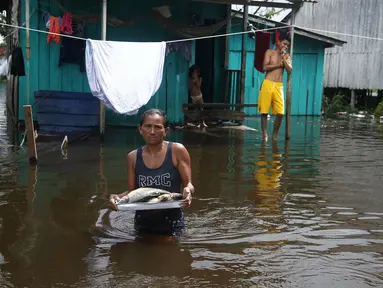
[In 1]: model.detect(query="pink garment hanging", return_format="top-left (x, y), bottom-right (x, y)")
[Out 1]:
top-left (60, 12), bottom-right (73, 35)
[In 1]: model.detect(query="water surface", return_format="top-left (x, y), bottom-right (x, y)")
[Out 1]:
top-left (0, 87), bottom-right (383, 287)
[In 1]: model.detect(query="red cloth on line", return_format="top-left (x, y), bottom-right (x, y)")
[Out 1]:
top-left (47, 16), bottom-right (61, 44)
top-left (254, 31), bottom-right (271, 73)
top-left (60, 12), bottom-right (73, 35)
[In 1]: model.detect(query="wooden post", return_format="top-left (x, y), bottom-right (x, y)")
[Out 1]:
top-left (223, 4), bottom-right (231, 104)
top-left (23, 105), bottom-right (37, 165)
top-left (25, 0), bottom-right (31, 105)
top-left (285, 9), bottom-right (295, 140)
top-left (239, 1), bottom-right (249, 112)
top-left (100, 0), bottom-right (107, 139)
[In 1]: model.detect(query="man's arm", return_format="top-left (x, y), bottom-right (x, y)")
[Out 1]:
top-left (282, 53), bottom-right (293, 73)
top-left (263, 49), bottom-right (283, 72)
top-left (174, 143), bottom-right (195, 195)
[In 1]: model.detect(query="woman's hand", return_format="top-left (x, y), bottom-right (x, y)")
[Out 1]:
top-left (181, 187), bottom-right (192, 208)
top-left (108, 194), bottom-right (121, 211)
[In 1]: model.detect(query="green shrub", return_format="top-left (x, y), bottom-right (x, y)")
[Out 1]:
top-left (327, 93), bottom-right (349, 115)
top-left (375, 100), bottom-right (383, 119)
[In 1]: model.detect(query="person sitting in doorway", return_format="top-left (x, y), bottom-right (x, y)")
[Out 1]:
top-left (258, 34), bottom-right (292, 141)
top-left (188, 64), bottom-right (208, 128)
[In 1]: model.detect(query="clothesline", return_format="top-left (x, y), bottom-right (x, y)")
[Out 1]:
top-left (1, 21), bottom-right (383, 44)
top-left (0, 21), bottom-right (290, 44)
top-left (294, 25), bottom-right (383, 41)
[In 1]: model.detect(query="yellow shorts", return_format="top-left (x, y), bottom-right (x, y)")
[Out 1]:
top-left (258, 79), bottom-right (285, 115)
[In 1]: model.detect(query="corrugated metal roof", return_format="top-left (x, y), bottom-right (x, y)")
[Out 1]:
top-left (292, 0), bottom-right (383, 90)
top-left (233, 10), bottom-right (346, 47)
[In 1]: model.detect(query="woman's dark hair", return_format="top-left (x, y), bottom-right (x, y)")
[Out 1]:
top-left (140, 108), bottom-right (169, 128)
top-left (189, 64), bottom-right (200, 77)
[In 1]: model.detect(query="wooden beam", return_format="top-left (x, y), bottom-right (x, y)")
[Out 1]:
top-left (285, 9), bottom-right (296, 141)
top-left (23, 105), bottom-right (38, 165)
top-left (184, 110), bottom-right (246, 122)
top-left (240, 0), bottom-right (248, 112)
top-left (191, 0), bottom-right (301, 9)
top-left (100, 0), bottom-right (107, 139)
top-left (182, 103), bottom-right (258, 109)
top-left (223, 4), bottom-right (231, 104)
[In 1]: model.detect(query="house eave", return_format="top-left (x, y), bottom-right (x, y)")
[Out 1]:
top-left (232, 10), bottom-right (346, 47)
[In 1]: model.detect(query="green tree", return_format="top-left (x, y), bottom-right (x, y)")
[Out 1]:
top-left (0, 12), bottom-right (6, 38)
top-left (259, 8), bottom-right (286, 19)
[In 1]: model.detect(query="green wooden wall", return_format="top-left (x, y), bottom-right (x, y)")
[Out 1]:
top-left (18, 0), bottom-right (227, 126)
top-left (228, 19), bottom-right (326, 116)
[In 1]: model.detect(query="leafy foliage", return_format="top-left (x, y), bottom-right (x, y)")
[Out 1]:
top-left (327, 93), bottom-right (349, 115)
top-left (259, 8), bottom-right (285, 19)
top-left (0, 12), bottom-right (6, 39)
top-left (375, 100), bottom-right (383, 119)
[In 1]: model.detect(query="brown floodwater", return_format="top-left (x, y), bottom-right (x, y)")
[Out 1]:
top-left (1, 87), bottom-right (383, 287)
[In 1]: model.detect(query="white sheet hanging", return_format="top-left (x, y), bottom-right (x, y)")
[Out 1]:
top-left (85, 39), bottom-right (166, 115)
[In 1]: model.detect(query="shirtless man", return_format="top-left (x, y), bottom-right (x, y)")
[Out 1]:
top-left (188, 65), bottom-right (207, 128)
top-left (258, 35), bottom-right (292, 141)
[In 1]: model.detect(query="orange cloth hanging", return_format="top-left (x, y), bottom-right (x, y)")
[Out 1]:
top-left (60, 12), bottom-right (73, 35)
top-left (47, 16), bottom-right (61, 44)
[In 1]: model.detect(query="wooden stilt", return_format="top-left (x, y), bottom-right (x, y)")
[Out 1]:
top-left (23, 105), bottom-right (37, 165)
top-left (285, 9), bottom-right (296, 141)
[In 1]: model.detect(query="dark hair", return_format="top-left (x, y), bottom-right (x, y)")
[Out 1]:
top-left (140, 108), bottom-right (169, 128)
top-left (189, 64), bottom-right (200, 77)
top-left (279, 33), bottom-right (291, 43)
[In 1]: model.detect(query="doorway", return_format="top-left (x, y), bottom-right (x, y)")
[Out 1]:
top-left (194, 19), bottom-right (216, 104)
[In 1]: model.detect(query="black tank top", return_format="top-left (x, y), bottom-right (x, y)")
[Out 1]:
top-left (135, 142), bottom-right (181, 193)
top-left (134, 142), bottom-right (184, 234)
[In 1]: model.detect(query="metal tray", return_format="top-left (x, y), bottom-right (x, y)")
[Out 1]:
top-left (116, 201), bottom-right (182, 211)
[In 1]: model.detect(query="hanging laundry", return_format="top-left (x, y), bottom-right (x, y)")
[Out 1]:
top-left (165, 41), bottom-right (192, 62)
top-left (254, 31), bottom-right (271, 73)
top-left (72, 20), bottom-right (85, 37)
top-left (10, 47), bottom-right (25, 76)
top-left (59, 19), bottom-right (85, 71)
top-left (47, 16), bottom-right (61, 44)
top-left (42, 11), bottom-right (50, 29)
top-left (60, 12), bottom-right (73, 35)
top-left (59, 37), bottom-right (86, 72)
top-left (85, 39), bottom-right (166, 115)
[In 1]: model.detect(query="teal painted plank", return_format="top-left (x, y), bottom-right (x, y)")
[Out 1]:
top-left (38, 5), bottom-right (51, 92)
top-left (314, 48), bottom-right (325, 115)
top-left (29, 0), bottom-right (39, 110)
top-left (18, 0), bottom-right (26, 120)
top-left (48, 1), bottom-right (62, 92)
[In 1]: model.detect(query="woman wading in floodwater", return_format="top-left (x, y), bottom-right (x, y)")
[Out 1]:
top-left (109, 109), bottom-right (194, 237)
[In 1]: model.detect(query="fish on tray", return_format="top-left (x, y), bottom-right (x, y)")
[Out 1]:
top-left (115, 187), bottom-right (183, 205)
